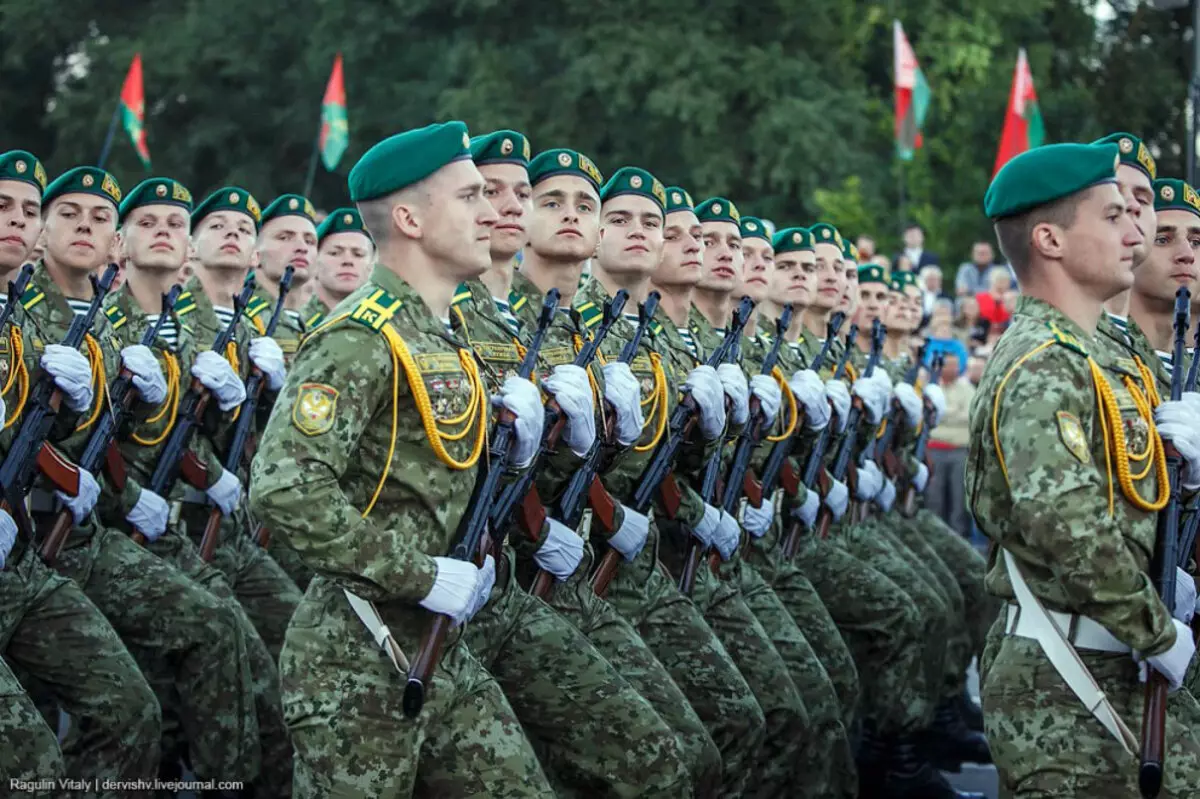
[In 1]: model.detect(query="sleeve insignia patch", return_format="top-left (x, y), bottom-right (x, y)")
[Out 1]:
top-left (292, 383), bottom-right (338, 436)
top-left (1056, 410), bottom-right (1090, 465)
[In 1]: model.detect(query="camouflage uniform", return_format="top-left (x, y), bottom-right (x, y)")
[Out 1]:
top-left (300, 293), bottom-right (331, 332)
top-left (970, 295), bottom-right (1200, 796)
top-left (250, 265), bottom-right (553, 797)
top-left (0, 655), bottom-right (63, 790)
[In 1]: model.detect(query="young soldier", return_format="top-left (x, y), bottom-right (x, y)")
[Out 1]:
top-left (1095, 132), bottom-right (1157, 337)
top-left (251, 193), bottom-right (317, 357)
top-left (301, 207), bottom-right (373, 330)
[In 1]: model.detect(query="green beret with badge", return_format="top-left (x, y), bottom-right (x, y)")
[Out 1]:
top-left (985, 142), bottom-right (1119, 220)
top-left (349, 121), bottom-right (473, 203)
top-left (772, 226), bottom-right (813, 254)
top-left (599, 166), bottom-right (666, 210)
top-left (809, 223), bottom-right (843, 248)
top-left (0, 150), bottom-right (48, 195)
top-left (891, 270), bottom-right (920, 292)
top-left (118, 178), bottom-right (193, 225)
top-left (1093, 131), bottom-right (1156, 181)
top-left (470, 130), bottom-right (532, 167)
top-left (43, 166), bottom-right (122, 209)
top-left (841, 238), bottom-right (859, 263)
top-left (1153, 178), bottom-right (1200, 218)
top-left (192, 187), bottom-right (263, 230)
top-left (317, 207), bottom-right (371, 243)
top-left (695, 197), bottom-right (740, 225)
top-left (261, 194), bottom-right (317, 228)
top-left (665, 186), bottom-right (694, 215)
top-left (527, 148), bottom-right (604, 191)
top-left (740, 216), bottom-right (770, 242)
top-left (858, 263), bottom-right (888, 285)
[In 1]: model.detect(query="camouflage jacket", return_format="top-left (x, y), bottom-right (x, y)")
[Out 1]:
top-left (244, 282), bottom-right (306, 365)
top-left (300, 293), bottom-right (331, 332)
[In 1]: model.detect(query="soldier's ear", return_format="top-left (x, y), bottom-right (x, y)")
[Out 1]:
top-left (391, 202), bottom-right (422, 241)
top-left (1029, 221), bottom-right (1064, 262)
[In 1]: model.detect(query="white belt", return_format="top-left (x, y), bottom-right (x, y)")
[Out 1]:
top-left (1004, 604), bottom-right (1130, 653)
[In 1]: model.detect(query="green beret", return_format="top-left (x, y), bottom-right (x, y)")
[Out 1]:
top-left (192, 187), bottom-right (263, 230)
top-left (664, 187), bottom-right (694, 215)
top-left (43, 166), bottom-right (122, 209)
top-left (740, 216), bottom-right (770, 243)
top-left (809, 223), bottom-right (844, 249)
top-left (0, 150), bottom-right (48, 195)
top-left (695, 197), bottom-right (741, 225)
top-left (349, 121), bottom-right (473, 203)
top-left (772, 226), bottom-right (814, 254)
top-left (1154, 179), bottom-right (1200, 219)
top-left (890, 271), bottom-right (920, 292)
top-left (118, 178), bottom-right (193, 225)
top-left (858, 263), bottom-right (888, 286)
top-left (470, 130), bottom-right (532, 167)
top-left (841, 238), bottom-right (858, 263)
top-left (1093, 132), bottom-right (1157, 181)
top-left (984, 143), bottom-right (1119, 220)
top-left (261, 194), bottom-right (317, 228)
top-left (317, 207), bottom-right (371, 243)
top-left (599, 167), bottom-right (666, 210)
top-left (527, 148), bottom-right (604, 191)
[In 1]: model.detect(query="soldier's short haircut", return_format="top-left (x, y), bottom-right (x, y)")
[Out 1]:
top-left (357, 184), bottom-right (430, 246)
top-left (993, 190), bottom-right (1087, 278)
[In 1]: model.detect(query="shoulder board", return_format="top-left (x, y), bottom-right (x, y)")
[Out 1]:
top-left (103, 305), bottom-right (127, 331)
top-left (507, 288), bottom-right (528, 315)
top-left (244, 296), bottom-right (271, 320)
top-left (173, 291), bottom-right (196, 318)
top-left (305, 311), bottom-right (326, 330)
top-left (452, 282), bottom-right (473, 308)
top-left (20, 287), bottom-right (44, 311)
top-left (349, 288), bottom-right (404, 332)
top-left (649, 319), bottom-right (664, 337)
top-left (1045, 321), bottom-right (1088, 356)
top-left (577, 301), bottom-right (603, 330)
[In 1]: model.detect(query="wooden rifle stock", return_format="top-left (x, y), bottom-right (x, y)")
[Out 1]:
top-left (32, 444), bottom-right (83, 564)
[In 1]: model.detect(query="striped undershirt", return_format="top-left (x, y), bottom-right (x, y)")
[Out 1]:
top-left (1156, 349), bottom-right (1196, 378)
top-left (492, 298), bottom-right (520, 335)
top-left (144, 313), bottom-right (179, 348)
top-left (677, 327), bottom-right (699, 359)
top-left (285, 309), bottom-right (302, 327)
top-left (66, 298), bottom-right (92, 318)
top-left (441, 318), bottom-right (454, 335)
top-left (1108, 313), bottom-right (1131, 346)
top-left (214, 306), bottom-right (236, 330)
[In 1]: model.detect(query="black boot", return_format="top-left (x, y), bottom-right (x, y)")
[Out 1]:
top-left (923, 698), bottom-right (992, 772)
top-left (855, 720), bottom-right (888, 797)
top-left (958, 689), bottom-right (984, 732)
top-left (883, 736), bottom-right (987, 799)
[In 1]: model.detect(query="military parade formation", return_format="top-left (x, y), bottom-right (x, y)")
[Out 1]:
top-left (0, 119), bottom-right (1198, 799)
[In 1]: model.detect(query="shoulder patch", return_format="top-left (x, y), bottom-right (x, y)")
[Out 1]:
top-left (649, 319), bottom-right (664, 337)
top-left (20, 287), bottom-right (44, 312)
top-left (305, 311), bottom-right (326, 330)
top-left (244, 296), bottom-right (271, 320)
top-left (103, 305), bottom-right (127, 331)
top-left (1046, 321), bottom-right (1088, 356)
top-left (452, 282), bottom-right (473, 308)
top-left (173, 291), bottom-right (196, 318)
top-left (507, 288), bottom-right (528, 314)
top-left (292, 383), bottom-right (338, 436)
top-left (1056, 410), bottom-right (1090, 464)
top-left (577, 301), bottom-right (603, 330)
top-left (349, 289), bottom-right (403, 332)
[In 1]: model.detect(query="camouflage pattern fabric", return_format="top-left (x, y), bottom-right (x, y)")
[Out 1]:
top-left (0, 655), bottom-right (64, 791)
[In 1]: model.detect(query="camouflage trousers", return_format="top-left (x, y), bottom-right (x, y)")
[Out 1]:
top-left (280, 576), bottom-right (554, 798)
top-left (56, 524), bottom-right (260, 783)
top-left (602, 525), bottom-right (766, 798)
top-left (466, 548), bottom-right (691, 798)
top-left (516, 540), bottom-right (722, 795)
top-left (0, 630), bottom-right (64, 792)
top-left (0, 541), bottom-right (160, 791)
top-left (148, 528), bottom-right (293, 798)
top-left (265, 528), bottom-right (314, 591)
top-left (981, 620), bottom-right (1200, 797)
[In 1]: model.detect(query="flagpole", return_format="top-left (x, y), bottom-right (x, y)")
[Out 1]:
top-left (97, 103), bottom-right (122, 170)
top-left (303, 126), bottom-right (321, 198)
top-left (897, 162), bottom-right (907, 249)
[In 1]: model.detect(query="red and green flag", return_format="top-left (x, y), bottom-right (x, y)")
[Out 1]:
top-left (993, 48), bottom-right (1044, 176)
top-left (894, 21), bottom-right (930, 161)
top-left (319, 54), bottom-right (348, 171)
top-left (119, 54), bottom-right (151, 168)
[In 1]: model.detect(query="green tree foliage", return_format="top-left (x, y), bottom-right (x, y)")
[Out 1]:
top-left (0, 0), bottom-right (1193, 269)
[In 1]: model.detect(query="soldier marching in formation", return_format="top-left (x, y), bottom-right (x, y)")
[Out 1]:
top-left (1, 118), bottom-right (1198, 799)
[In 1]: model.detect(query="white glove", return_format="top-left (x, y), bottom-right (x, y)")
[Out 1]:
top-left (892, 383), bottom-right (922, 428)
top-left (534, 517), bottom-right (584, 580)
top-left (715, 509), bottom-right (741, 560)
top-left (206, 468), bottom-right (243, 515)
top-left (121, 345), bottom-right (167, 406)
top-left (913, 462), bottom-right (930, 493)
top-left (1154, 393), bottom-right (1200, 489)
top-left (852, 373), bottom-right (891, 425)
top-left (749, 374), bottom-right (782, 427)
top-left (468, 554), bottom-right (497, 619)
top-left (42, 344), bottom-right (94, 412)
top-left (542, 364), bottom-right (595, 457)
top-left (126, 488), bottom-right (169, 542)
top-left (855, 459), bottom-right (883, 501)
top-left (0, 509), bottom-right (15, 570)
top-left (1174, 567), bottom-right (1197, 625)
top-left (609, 503), bottom-right (650, 561)
top-left (789, 370), bottom-right (829, 430)
top-left (742, 497), bottom-right (774, 538)
top-left (495, 376), bottom-right (545, 469)
top-left (601, 362), bottom-right (644, 447)
top-left (684, 365), bottom-right (727, 440)
top-left (0, 392), bottom-right (7, 430)
top-left (876, 478), bottom-right (897, 512)
top-left (924, 383), bottom-right (947, 426)
top-left (716, 363), bottom-right (750, 427)
top-left (420, 557), bottom-right (482, 625)
top-left (192, 350), bottom-right (247, 412)
top-left (1138, 619), bottom-right (1197, 692)
top-left (793, 488), bottom-right (820, 528)
top-left (824, 380), bottom-right (851, 432)
top-left (823, 479), bottom-right (849, 521)
top-left (55, 467), bottom-right (100, 524)
top-left (692, 502), bottom-right (721, 546)
top-left (249, 337), bottom-right (286, 391)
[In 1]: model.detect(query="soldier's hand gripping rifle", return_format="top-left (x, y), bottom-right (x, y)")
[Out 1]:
top-left (873, 340), bottom-right (928, 483)
top-left (899, 352), bottom-right (945, 517)
top-left (136, 277), bottom-right (256, 554)
top-left (403, 289), bottom-right (559, 719)
top-left (1139, 287), bottom-right (1190, 799)
top-left (0, 264), bottom-right (118, 560)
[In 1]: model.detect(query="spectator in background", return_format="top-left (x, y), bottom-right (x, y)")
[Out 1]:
top-left (926, 351), bottom-right (974, 537)
top-left (965, 352), bottom-right (988, 385)
top-left (870, 254), bottom-right (891, 272)
top-left (894, 253), bottom-right (913, 273)
top-left (918, 264), bottom-right (953, 327)
top-left (975, 267), bottom-right (1013, 335)
top-left (856, 235), bottom-right (876, 261)
top-left (923, 299), bottom-right (969, 368)
top-left (897, 222), bottom-right (939, 269)
top-left (954, 240), bottom-right (999, 296)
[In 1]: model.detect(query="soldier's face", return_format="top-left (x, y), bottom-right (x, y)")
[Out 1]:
top-left (838, 266), bottom-right (858, 314)
top-left (697, 221), bottom-right (742, 294)
top-left (193, 211), bottom-right (257, 271)
top-left (811, 243), bottom-right (844, 312)
top-left (258, 216), bottom-right (317, 286)
top-left (0, 180), bottom-right (42, 270)
top-left (597, 195), bottom-right (665, 277)
top-left (479, 163), bottom-right (531, 261)
top-left (770, 251), bottom-right (814, 309)
top-left (526, 175), bottom-right (599, 263)
top-left (654, 210), bottom-right (702, 288)
top-left (43, 193), bottom-right (117, 273)
top-left (741, 238), bottom-right (772, 303)
top-left (120, 204), bottom-right (189, 272)
top-left (1056, 183), bottom-right (1142, 299)
top-left (1136, 209), bottom-right (1200, 306)
top-left (419, 159), bottom-right (496, 279)
top-left (855, 283), bottom-right (889, 326)
top-left (316, 231), bottom-right (372, 301)
top-left (1117, 164), bottom-right (1156, 269)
